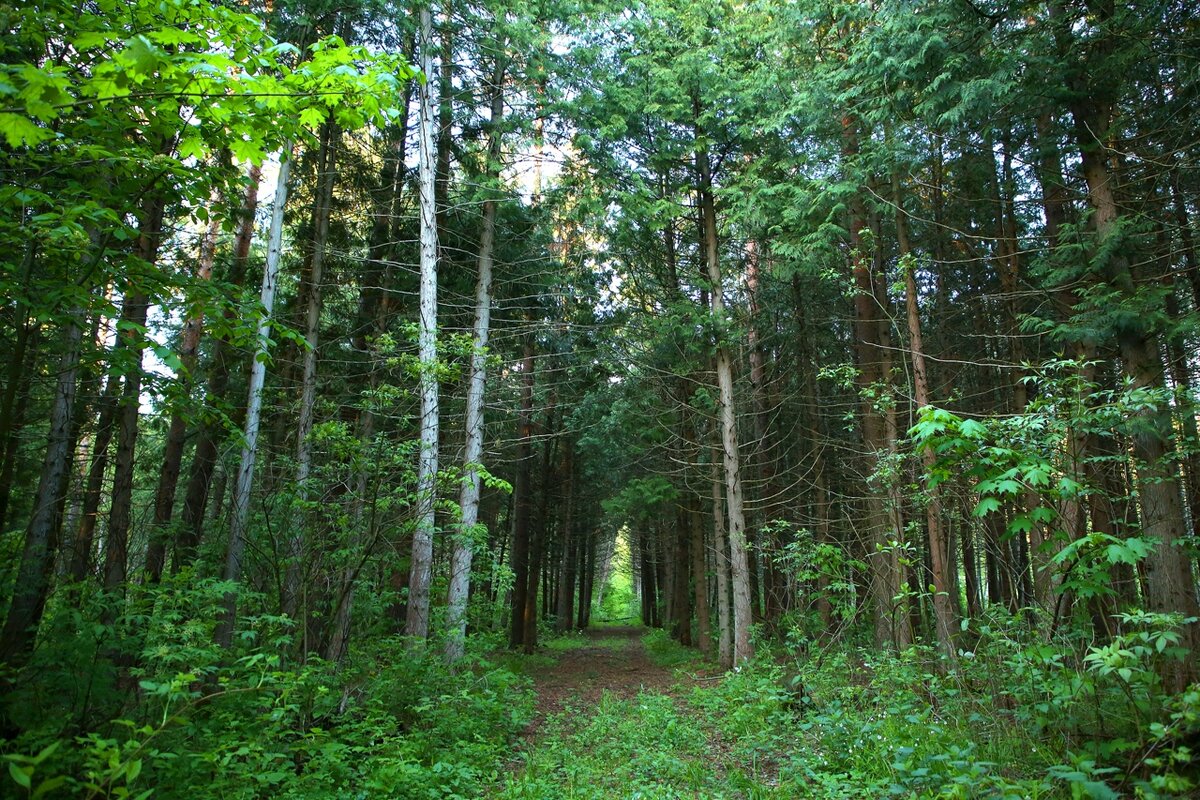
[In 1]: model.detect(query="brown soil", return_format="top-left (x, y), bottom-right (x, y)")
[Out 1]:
top-left (520, 626), bottom-right (682, 739)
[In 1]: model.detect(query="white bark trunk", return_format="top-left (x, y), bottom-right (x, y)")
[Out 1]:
top-left (445, 62), bottom-right (502, 662)
top-left (405, 4), bottom-right (441, 641)
top-left (217, 152), bottom-right (291, 648)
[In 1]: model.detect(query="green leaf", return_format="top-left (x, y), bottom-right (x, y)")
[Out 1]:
top-left (958, 418), bottom-right (987, 439)
top-left (972, 496), bottom-right (1001, 517)
top-left (33, 776), bottom-right (68, 799)
top-left (8, 761), bottom-right (31, 789)
top-left (0, 112), bottom-right (51, 147)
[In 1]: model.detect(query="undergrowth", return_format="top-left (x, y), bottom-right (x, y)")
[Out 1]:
top-left (1, 575), bottom-right (534, 799)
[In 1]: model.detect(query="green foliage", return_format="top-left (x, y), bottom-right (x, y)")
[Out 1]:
top-left (498, 690), bottom-right (713, 799)
top-left (2, 578), bottom-right (533, 799)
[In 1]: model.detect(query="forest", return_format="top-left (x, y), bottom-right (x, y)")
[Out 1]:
top-left (1, 0), bottom-right (1199, 796)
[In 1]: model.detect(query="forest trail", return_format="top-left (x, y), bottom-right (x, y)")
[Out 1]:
top-left (493, 627), bottom-right (780, 799)
top-left (520, 625), bottom-right (683, 739)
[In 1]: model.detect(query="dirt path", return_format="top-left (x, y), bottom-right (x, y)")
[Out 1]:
top-left (520, 626), bottom-right (681, 739)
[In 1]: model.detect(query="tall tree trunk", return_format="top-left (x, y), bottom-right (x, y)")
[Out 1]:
top-left (145, 201), bottom-right (221, 583)
top-left (177, 165), bottom-right (262, 570)
top-left (70, 363), bottom-right (121, 582)
top-left (103, 200), bottom-right (165, 594)
top-left (671, 507), bottom-right (692, 645)
top-left (286, 119), bottom-right (338, 624)
top-left (1059, 0), bottom-right (1200, 684)
top-left (0, 244), bottom-right (39, 533)
top-left (896, 175), bottom-right (955, 656)
top-left (710, 455), bottom-right (733, 668)
top-left (524, 405), bottom-right (556, 653)
top-left (509, 342), bottom-right (535, 648)
top-left (843, 123), bottom-right (905, 649)
top-left (405, 1), bottom-right (441, 642)
top-left (0, 314), bottom-right (83, 667)
top-left (445, 52), bottom-right (504, 662)
top-left (216, 152), bottom-right (292, 648)
top-left (554, 444), bottom-right (576, 634)
top-left (696, 107), bottom-right (753, 665)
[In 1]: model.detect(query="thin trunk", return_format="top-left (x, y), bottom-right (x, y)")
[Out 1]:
top-left (509, 343), bottom-right (535, 648)
top-left (896, 174), bottom-right (954, 655)
top-left (671, 507), bottom-right (691, 645)
top-left (177, 165), bottom-right (262, 570)
top-left (690, 493), bottom-right (712, 654)
top-left (103, 201), bottom-right (165, 593)
top-left (554, 446), bottom-right (576, 634)
top-left (287, 119), bottom-right (338, 622)
top-left (577, 529), bottom-right (592, 629)
top-left (524, 406), bottom-right (556, 653)
top-left (216, 152), bottom-right (292, 648)
top-left (445, 52), bottom-right (504, 662)
top-left (145, 203), bottom-right (221, 583)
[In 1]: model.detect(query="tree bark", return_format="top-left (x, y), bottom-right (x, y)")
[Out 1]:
top-left (0, 314), bottom-right (82, 667)
top-left (286, 118), bottom-right (338, 624)
top-left (696, 108), bottom-right (753, 665)
top-left (445, 51), bottom-right (504, 662)
top-left (404, 1), bottom-right (442, 643)
top-left (216, 152), bottom-right (292, 648)
top-left (145, 200), bottom-right (221, 583)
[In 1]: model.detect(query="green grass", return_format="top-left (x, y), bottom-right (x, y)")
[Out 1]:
top-left (641, 628), bottom-right (706, 670)
top-left (494, 690), bottom-right (719, 799)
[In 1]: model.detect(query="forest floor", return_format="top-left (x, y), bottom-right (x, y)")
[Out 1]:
top-left (486, 626), bottom-right (1093, 798)
top-left (490, 626), bottom-right (786, 799)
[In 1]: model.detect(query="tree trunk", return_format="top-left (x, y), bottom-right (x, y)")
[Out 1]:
top-left (177, 164), bottom-right (262, 571)
top-left (1060, 0), bottom-right (1200, 681)
top-left (554, 445), bottom-right (576, 634)
top-left (287, 118), bottom-right (338, 624)
top-left (216, 151), bottom-right (292, 648)
top-left (896, 174), bottom-right (955, 656)
top-left (0, 244), bottom-right (39, 534)
top-left (711, 456), bottom-right (733, 668)
top-left (405, 1), bottom-right (441, 643)
top-left (103, 200), bottom-right (165, 594)
top-left (145, 201), bottom-right (221, 583)
top-left (696, 107), bottom-right (753, 665)
top-left (0, 314), bottom-right (83, 667)
top-left (509, 342), bottom-right (535, 648)
top-left (445, 52), bottom-right (504, 662)
top-left (690, 493), bottom-right (712, 654)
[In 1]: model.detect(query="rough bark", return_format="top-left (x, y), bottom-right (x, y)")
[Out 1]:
top-left (0, 314), bottom-right (82, 667)
top-left (697, 128), bottom-right (753, 664)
